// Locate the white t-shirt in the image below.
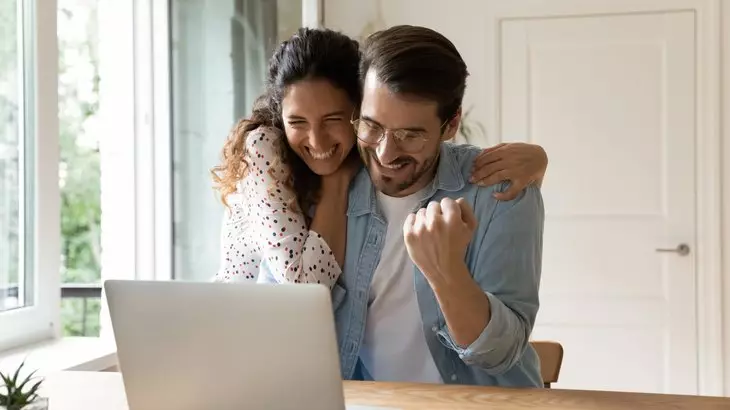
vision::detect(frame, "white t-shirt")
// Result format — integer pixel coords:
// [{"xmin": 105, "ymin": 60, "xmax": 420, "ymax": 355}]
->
[{"xmin": 359, "ymin": 188, "xmax": 443, "ymax": 383}]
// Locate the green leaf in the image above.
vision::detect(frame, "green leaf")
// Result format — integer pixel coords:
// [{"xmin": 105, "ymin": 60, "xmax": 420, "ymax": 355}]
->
[
  {"xmin": 0, "ymin": 372, "xmax": 12, "ymax": 388},
  {"xmin": 25, "ymin": 379, "xmax": 43, "ymax": 399},
  {"xmin": 10, "ymin": 361, "xmax": 24, "ymax": 386},
  {"xmin": 15, "ymin": 370, "xmax": 37, "ymax": 392}
]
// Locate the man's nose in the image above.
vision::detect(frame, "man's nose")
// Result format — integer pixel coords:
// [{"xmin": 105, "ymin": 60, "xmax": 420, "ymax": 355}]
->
[{"xmin": 375, "ymin": 132, "xmax": 400, "ymax": 164}]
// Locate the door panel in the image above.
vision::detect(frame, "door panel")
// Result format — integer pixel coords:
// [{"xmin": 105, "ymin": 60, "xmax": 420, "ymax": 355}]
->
[{"xmin": 500, "ymin": 10, "xmax": 697, "ymax": 393}]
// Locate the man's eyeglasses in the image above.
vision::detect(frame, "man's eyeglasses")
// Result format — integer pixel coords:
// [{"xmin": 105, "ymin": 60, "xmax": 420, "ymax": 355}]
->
[{"xmin": 351, "ymin": 117, "xmax": 450, "ymax": 154}]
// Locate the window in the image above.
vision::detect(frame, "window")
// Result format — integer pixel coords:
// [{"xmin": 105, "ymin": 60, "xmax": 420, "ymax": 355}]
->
[
  {"xmin": 1, "ymin": 0, "xmax": 319, "ymax": 350},
  {"xmin": 0, "ymin": 0, "xmax": 28, "ymax": 314},
  {"xmin": 0, "ymin": 0, "xmax": 60, "ymax": 351},
  {"xmin": 170, "ymin": 0, "xmax": 303, "ymax": 281},
  {"xmin": 57, "ymin": 0, "xmax": 102, "ymax": 337}
]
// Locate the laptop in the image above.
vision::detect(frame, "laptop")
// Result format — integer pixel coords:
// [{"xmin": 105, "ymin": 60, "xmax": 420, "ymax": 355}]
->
[{"xmin": 105, "ymin": 280, "xmax": 392, "ymax": 410}]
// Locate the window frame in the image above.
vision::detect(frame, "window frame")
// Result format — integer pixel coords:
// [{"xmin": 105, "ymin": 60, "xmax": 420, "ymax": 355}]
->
[
  {"xmin": 0, "ymin": 0, "xmax": 60, "ymax": 352},
  {"xmin": 97, "ymin": 0, "xmax": 173, "ymax": 339}
]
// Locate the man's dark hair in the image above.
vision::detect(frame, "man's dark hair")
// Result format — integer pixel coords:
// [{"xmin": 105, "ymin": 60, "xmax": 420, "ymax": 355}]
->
[{"xmin": 359, "ymin": 25, "xmax": 469, "ymax": 123}]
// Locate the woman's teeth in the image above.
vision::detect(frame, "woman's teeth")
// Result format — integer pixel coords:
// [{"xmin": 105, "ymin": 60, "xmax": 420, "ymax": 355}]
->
[{"xmin": 309, "ymin": 146, "xmax": 336, "ymax": 160}]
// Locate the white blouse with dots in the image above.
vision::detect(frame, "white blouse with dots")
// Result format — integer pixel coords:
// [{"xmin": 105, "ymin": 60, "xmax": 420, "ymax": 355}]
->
[{"xmin": 214, "ymin": 126, "xmax": 342, "ymax": 288}]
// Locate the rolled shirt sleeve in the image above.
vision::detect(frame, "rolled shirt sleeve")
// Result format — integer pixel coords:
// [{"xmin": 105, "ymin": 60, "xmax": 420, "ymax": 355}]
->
[{"xmin": 437, "ymin": 184, "xmax": 544, "ymax": 374}]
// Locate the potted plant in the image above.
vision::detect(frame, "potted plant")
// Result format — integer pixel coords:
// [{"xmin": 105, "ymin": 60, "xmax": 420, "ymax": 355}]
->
[
  {"xmin": 457, "ymin": 106, "xmax": 487, "ymax": 145},
  {"xmin": 0, "ymin": 362, "xmax": 48, "ymax": 410}
]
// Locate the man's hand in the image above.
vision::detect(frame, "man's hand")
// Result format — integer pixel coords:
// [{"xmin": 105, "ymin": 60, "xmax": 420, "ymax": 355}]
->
[{"xmin": 403, "ymin": 197, "xmax": 477, "ymax": 287}]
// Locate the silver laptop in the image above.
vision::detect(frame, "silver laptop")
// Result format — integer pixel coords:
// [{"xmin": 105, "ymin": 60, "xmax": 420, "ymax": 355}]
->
[{"xmin": 105, "ymin": 280, "xmax": 366, "ymax": 410}]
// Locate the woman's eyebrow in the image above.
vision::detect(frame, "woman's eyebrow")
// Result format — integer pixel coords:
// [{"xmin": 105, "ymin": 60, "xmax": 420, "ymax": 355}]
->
[{"xmin": 287, "ymin": 110, "xmax": 347, "ymax": 120}]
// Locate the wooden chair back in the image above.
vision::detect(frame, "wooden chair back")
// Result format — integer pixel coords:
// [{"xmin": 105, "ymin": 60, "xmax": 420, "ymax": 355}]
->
[{"xmin": 531, "ymin": 341, "xmax": 564, "ymax": 388}]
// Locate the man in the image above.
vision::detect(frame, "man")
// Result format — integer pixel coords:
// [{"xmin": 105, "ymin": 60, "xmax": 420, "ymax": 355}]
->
[{"xmin": 332, "ymin": 25, "xmax": 544, "ymax": 387}]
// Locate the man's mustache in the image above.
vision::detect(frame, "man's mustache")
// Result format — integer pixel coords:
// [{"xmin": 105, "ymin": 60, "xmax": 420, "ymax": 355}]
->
[{"xmin": 365, "ymin": 148, "xmax": 415, "ymax": 167}]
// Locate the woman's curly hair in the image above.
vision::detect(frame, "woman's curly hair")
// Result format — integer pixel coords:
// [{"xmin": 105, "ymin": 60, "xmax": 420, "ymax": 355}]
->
[{"xmin": 211, "ymin": 27, "xmax": 361, "ymax": 214}]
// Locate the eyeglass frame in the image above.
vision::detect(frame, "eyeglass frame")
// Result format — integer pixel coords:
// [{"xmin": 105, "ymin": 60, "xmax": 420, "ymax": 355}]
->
[{"xmin": 350, "ymin": 114, "xmax": 452, "ymax": 154}]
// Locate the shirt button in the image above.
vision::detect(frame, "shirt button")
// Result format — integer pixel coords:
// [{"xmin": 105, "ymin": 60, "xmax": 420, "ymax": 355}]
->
[
  {"xmin": 450, "ymin": 374, "xmax": 457, "ymax": 381},
  {"xmin": 431, "ymin": 326, "xmax": 438, "ymax": 332}
]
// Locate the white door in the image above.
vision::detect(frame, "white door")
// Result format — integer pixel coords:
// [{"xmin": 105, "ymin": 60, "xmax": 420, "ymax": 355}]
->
[{"xmin": 493, "ymin": 3, "xmax": 697, "ymax": 394}]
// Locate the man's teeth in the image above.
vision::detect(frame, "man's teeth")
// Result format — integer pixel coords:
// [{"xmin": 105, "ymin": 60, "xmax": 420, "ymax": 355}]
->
[
  {"xmin": 382, "ymin": 162, "xmax": 405, "ymax": 170},
  {"xmin": 309, "ymin": 147, "xmax": 335, "ymax": 160}
]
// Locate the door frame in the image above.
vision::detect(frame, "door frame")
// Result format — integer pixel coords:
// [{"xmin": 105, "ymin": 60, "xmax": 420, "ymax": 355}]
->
[
  {"xmin": 721, "ymin": 0, "xmax": 730, "ymax": 398},
  {"xmin": 302, "ymin": 0, "xmax": 323, "ymax": 27},
  {"xmin": 483, "ymin": 0, "xmax": 725, "ymax": 396}
]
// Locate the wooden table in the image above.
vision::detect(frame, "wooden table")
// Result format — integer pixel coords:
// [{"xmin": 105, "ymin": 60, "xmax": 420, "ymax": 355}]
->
[
  {"xmin": 345, "ymin": 381, "xmax": 730, "ymax": 409},
  {"xmin": 40, "ymin": 371, "xmax": 730, "ymax": 410}
]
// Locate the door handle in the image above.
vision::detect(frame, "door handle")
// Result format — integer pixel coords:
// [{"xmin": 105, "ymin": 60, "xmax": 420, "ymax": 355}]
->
[{"xmin": 655, "ymin": 243, "xmax": 690, "ymax": 256}]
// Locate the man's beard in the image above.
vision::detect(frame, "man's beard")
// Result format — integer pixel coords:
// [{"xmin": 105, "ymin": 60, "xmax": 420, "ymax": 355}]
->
[{"xmin": 359, "ymin": 146, "xmax": 437, "ymax": 197}]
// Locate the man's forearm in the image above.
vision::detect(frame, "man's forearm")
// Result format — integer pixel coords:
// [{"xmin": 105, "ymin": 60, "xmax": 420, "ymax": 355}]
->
[
  {"xmin": 429, "ymin": 262, "xmax": 491, "ymax": 347},
  {"xmin": 310, "ymin": 190, "xmax": 348, "ymax": 267}
]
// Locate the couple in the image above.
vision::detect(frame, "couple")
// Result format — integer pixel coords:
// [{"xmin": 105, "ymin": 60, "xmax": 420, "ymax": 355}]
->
[{"xmin": 214, "ymin": 25, "xmax": 546, "ymax": 388}]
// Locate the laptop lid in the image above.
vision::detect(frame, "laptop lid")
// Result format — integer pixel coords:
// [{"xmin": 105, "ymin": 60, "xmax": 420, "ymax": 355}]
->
[{"xmin": 105, "ymin": 280, "xmax": 345, "ymax": 410}]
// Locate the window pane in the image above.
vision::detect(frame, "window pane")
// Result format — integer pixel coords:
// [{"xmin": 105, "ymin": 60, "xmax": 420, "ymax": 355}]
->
[
  {"xmin": 0, "ymin": 0, "xmax": 30, "ymax": 312},
  {"xmin": 171, "ymin": 0, "xmax": 302, "ymax": 281},
  {"xmin": 58, "ymin": 0, "xmax": 102, "ymax": 336}
]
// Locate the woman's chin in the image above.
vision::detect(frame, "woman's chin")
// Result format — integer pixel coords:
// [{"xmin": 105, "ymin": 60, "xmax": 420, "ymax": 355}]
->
[{"xmin": 306, "ymin": 159, "xmax": 343, "ymax": 176}]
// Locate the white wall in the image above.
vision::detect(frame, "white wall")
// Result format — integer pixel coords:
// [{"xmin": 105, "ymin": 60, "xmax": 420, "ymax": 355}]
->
[{"xmin": 323, "ymin": 0, "xmax": 730, "ymax": 396}]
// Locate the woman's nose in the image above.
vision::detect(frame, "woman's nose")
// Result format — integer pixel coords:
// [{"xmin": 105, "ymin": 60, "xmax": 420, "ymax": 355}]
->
[{"xmin": 307, "ymin": 124, "xmax": 329, "ymax": 150}]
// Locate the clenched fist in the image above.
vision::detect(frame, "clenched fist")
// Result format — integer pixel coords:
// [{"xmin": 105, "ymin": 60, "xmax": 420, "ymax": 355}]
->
[{"xmin": 403, "ymin": 197, "xmax": 477, "ymax": 286}]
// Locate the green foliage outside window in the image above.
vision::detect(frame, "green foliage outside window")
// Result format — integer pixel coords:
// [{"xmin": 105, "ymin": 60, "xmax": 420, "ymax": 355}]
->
[{"xmin": 57, "ymin": 0, "xmax": 102, "ymax": 337}]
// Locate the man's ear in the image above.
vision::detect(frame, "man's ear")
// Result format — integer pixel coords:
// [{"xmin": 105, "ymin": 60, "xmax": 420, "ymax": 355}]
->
[
  {"xmin": 351, "ymin": 105, "xmax": 361, "ymax": 120},
  {"xmin": 441, "ymin": 107, "xmax": 462, "ymax": 142}
]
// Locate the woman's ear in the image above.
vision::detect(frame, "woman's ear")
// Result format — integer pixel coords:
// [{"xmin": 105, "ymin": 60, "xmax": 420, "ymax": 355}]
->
[{"xmin": 441, "ymin": 107, "xmax": 462, "ymax": 141}]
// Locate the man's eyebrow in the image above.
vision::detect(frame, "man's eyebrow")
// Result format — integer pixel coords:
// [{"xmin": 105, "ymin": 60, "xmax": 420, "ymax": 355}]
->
[{"xmin": 361, "ymin": 115, "xmax": 428, "ymax": 133}]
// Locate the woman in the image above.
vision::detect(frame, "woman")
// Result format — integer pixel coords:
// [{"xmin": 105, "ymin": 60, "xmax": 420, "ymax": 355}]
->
[{"xmin": 212, "ymin": 28, "xmax": 547, "ymax": 286}]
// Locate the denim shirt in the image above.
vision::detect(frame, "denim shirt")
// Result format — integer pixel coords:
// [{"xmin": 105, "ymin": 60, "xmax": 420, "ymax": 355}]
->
[{"xmin": 331, "ymin": 142, "xmax": 545, "ymax": 387}]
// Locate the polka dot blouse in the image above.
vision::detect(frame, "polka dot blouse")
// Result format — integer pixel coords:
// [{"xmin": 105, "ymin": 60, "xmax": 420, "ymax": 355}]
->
[{"xmin": 214, "ymin": 126, "xmax": 342, "ymax": 288}]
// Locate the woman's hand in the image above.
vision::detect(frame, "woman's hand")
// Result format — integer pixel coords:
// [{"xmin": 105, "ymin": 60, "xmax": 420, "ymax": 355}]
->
[
  {"xmin": 320, "ymin": 152, "xmax": 361, "ymax": 196},
  {"xmin": 470, "ymin": 142, "xmax": 548, "ymax": 201}
]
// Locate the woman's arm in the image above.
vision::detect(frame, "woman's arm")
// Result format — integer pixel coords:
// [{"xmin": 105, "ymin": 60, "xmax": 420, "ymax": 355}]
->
[
  {"xmin": 215, "ymin": 197, "xmax": 260, "ymax": 282},
  {"xmin": 244, "ymin": 127, "xmax": 343, "ymax": 287},
  {"xmin": 309, "ymin": 181, "xmax": 348, "ymax": 268},
  {"xmin": 308, "ymin": 153, "xmax": 360, "ymax": 267},
  {"xmin": 470, "ymin": 143, "xmax": 548, "ymax": 200}
]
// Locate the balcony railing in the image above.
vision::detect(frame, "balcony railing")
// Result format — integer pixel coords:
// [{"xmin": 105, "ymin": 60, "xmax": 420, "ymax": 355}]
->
[
  {"xmin": 0, "ymin": 283, "xmax": 102, "ymax": 299},
  {"xmin": 0, "ymin": 283, "xmax": 102, "ymax": 336}
]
